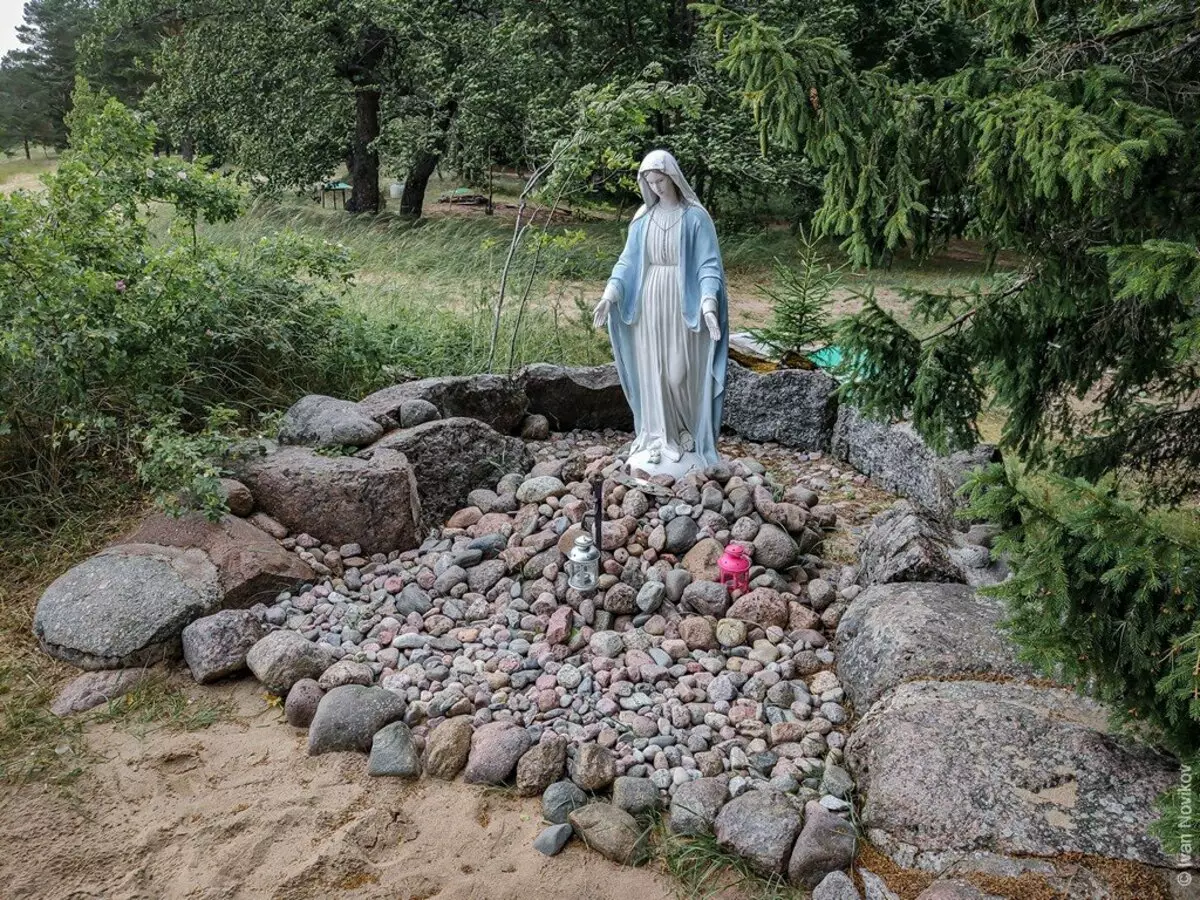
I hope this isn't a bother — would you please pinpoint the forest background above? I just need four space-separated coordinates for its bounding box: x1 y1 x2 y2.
1 0 1198 849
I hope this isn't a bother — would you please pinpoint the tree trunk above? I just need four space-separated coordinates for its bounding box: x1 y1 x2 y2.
181 134 195 162
400 150 438 217
23 137 30 160
345 89 381 214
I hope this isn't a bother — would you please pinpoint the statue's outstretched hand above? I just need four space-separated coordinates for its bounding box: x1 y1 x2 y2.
593 297 612 330
703 310 721 341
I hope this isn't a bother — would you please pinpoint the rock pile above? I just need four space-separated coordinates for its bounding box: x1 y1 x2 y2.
185 433 861 886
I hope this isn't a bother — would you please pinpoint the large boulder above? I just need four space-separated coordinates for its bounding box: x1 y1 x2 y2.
723 361 839 451
714 788 803 877
358 374 528 435
788 801 857 888
424 717 474 779
463 720 532 785
277 394 383 448
836 583 1036 709
832 405 999 522
668 777 728 836
516 363 633 431
363 418 533 527
34 544 221 670
858 501 963 586
246 630 337 695
307 684 407 755
568 803 647 866
122 512 315 608
181 609 267 683
232 444 421 552
845 680 1180 871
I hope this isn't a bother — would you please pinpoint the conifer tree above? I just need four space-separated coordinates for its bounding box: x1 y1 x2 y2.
700 0 1200 846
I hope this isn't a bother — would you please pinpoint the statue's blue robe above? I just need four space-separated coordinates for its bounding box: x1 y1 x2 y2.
604 205 730 465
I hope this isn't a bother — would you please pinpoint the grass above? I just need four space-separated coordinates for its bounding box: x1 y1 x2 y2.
0 146 59 191
89 672 234 735
650 815 809 900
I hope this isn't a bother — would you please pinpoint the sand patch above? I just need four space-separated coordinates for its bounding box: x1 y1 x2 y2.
0 679 674 900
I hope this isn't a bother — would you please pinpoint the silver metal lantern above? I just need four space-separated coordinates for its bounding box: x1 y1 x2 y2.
566 534 600 592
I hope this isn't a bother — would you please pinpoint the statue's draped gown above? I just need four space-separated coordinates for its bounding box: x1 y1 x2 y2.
630 206 712 464
604 149 730 473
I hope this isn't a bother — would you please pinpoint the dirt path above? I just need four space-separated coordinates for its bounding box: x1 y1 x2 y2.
0 679 676 900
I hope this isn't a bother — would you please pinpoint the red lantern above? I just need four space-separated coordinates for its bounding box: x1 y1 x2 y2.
717 543 750 593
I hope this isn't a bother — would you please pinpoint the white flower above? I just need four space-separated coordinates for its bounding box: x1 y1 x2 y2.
145 168 155 178
176 170 188 180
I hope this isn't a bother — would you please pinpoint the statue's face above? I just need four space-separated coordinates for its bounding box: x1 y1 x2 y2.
643 169 678 202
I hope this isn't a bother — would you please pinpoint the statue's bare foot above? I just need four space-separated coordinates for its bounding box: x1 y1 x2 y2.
648 449 661 465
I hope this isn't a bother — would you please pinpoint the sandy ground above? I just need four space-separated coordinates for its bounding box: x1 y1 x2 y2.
0 679 677 900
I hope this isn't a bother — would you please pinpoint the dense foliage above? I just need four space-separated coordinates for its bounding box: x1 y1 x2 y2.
705 0 1200 845
0 83 393 530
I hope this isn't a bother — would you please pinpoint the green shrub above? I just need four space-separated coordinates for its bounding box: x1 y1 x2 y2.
966 464 1200 851
0 82 393 532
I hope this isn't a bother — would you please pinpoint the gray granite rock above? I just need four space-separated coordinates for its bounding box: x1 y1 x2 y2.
533 823 574 857
543 780 589 825
916 881 1000 900
398 398 440 427
836 582 1036 709
363 418 533 528
359 373 528 434
278 394 383 448
232 444 421 552
681 580 730 618
858 501 964 586
813 870 862 900
570 743 617 791
318 658 374 690
668 777 728 836
464 720 532 784
569 804 647 865
845 680 1179 870
612 776 662 817
34 544 221 670
832 404 998 522
368 721 421 777
860 869 901 900
181 609 266 683
516 475 566 504
753 524 798 570
788 801 857 887
247 630 336 695
724 362 839 451
664 516 700 555
714 788 803 877
307 685 406 755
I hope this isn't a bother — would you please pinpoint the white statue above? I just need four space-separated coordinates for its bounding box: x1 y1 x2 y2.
594 149 729 478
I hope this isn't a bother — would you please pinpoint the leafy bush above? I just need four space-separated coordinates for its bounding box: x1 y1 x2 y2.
0 82 393 532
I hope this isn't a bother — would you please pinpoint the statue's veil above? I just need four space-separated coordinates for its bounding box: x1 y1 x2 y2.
633 149 703 220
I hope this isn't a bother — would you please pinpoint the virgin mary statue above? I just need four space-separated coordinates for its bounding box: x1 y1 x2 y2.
593 149 729 478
